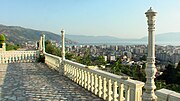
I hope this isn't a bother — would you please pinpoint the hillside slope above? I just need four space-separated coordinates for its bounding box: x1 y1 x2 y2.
0 24 76 45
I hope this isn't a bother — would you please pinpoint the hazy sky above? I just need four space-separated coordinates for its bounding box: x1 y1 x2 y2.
0 0 180 39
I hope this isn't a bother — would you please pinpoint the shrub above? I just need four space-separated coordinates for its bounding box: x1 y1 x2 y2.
0 34 5 44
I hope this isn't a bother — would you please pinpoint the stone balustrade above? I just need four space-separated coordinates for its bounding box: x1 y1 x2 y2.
0 51 39 64
156 89 180 101
64 59 144 101
44 52 62 71
44 53 145 101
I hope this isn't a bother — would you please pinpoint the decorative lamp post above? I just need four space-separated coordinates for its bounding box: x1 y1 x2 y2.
40 35 43 52
143 7 158 101
43 34 45 53
61 29 65 60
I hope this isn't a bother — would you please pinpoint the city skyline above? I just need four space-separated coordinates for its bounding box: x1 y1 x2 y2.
0 0 180 39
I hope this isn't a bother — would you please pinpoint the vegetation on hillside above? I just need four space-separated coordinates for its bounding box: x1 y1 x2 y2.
0 34 5 43
45 40 105 66
156 62 180 92
0 33 20 50
6 44 20 51
0 24 76 45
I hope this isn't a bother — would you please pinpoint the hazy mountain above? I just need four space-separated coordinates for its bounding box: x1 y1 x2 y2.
66 33 180 45
66 34 137 43
140 32 180 42
0 24 76 45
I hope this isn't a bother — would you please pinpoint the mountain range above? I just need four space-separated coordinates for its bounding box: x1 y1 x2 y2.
66 33 180 45
0 24 76 45
0 24 179 46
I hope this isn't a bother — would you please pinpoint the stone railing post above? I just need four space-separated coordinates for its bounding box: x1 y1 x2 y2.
61 29 65 75
42 34 45 53
2 43 6 51
35 41 38 50
38 35 43 53
143 7 158 101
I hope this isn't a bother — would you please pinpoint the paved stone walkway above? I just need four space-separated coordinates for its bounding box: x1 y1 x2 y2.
0 63 103 101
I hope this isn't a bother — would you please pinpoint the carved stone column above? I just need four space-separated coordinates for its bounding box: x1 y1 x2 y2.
39 35 43 52
143 7 158 101
61 29 65 75
61 29 65 60
42 34 45 53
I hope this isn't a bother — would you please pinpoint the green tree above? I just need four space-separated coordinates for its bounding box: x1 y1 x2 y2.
0 34 5 44
66 52 73 60
6 44 20 51
140 55 147 61
94 56 106 66
176 61 180 84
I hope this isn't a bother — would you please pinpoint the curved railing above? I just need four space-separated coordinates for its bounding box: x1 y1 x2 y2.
44 53 144 101
0 51 39 64
44 52 62 71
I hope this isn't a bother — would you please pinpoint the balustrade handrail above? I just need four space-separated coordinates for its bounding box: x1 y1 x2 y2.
44 52 62 71
0 50 39 64
64 59 144 88
44 53 145 101
44 52 61 60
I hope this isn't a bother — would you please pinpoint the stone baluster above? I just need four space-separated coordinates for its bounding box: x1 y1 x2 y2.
87 72 91 91
27 54 30 62
9 55 12 63
91 73 94 93
78 69 81 85
74 67 77 82
125 85 130 101
21 54 23 62
72 67 75 81
76 68 78 81
28 53 30 62
108 79 112 101
12 54 14 63
129 81 144 101
94 74 98 95
67 65 70 76
0 55 1 64
25 53 27 62
118 83 124 101
81 70 84 86
70 65 72 78
65 63 67 73
3 54 5 63
84 71 87 89
16 54 18 62
2 55 5 64
69 65 72 78
32 53 34 61
98 76 103 97
30 54 32 62
113 81 118 101
103 77 107 100
64 62 67 75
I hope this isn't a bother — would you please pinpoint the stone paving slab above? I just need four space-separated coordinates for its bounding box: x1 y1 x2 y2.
0 63 103 101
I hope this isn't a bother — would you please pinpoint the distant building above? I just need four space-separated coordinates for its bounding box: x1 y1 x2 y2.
107 55 116 61
104 56 107 61
170 54 180 64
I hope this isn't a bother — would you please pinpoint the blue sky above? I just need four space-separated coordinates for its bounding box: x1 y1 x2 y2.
0 0 180 39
